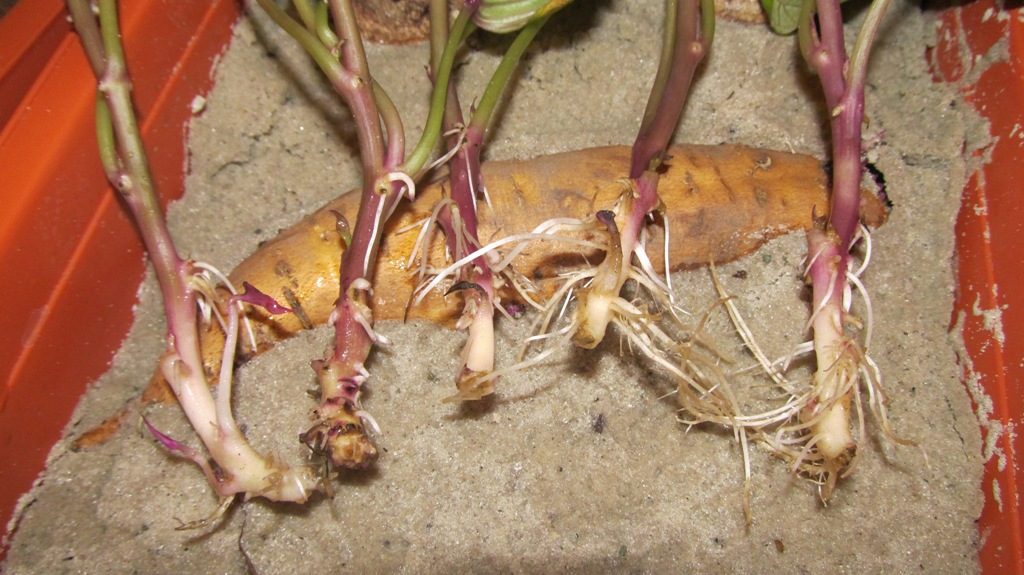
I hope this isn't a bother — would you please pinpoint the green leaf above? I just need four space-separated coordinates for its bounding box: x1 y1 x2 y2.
763 0 802 35
475 0 572 34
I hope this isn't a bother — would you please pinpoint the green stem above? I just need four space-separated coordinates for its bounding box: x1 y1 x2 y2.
67 0 105 76
98 0 125 69
374 79 405 167
846 0 893 103
98 2 148 196
699 0 716 48
315 1 340 46
293 0 316 32
326 0 387 174
468 14 549 135
400 9 477 176
94 98 118 181
797 0 817 67
95 0 183 305
258 0 387 175
430 0 449 69
255 0 349 86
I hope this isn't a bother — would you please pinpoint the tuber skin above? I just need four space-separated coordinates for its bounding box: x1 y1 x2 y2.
103 144 885 413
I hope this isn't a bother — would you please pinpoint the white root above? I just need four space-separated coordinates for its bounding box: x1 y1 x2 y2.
705 223 917 500
494 201 747 435
710 264 795 393
412 232 604 306
363 195 388 277
191 260 258 353
350 278 390 345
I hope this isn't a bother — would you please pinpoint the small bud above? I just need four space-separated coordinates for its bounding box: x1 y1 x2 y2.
232 282 292 315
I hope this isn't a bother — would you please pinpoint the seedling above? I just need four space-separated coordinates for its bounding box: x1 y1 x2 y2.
68 0 323 515
738 0 916 499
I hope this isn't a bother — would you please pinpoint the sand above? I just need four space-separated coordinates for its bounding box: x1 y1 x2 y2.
3 1 986 573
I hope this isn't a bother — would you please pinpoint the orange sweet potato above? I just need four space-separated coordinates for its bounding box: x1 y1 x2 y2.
225 144 883 343
73 144 884 449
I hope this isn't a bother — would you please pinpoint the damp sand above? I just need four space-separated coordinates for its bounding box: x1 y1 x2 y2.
3 1 986 573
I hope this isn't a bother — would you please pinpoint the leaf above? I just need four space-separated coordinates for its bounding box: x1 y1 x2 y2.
475 0 573 34
762 0 802 35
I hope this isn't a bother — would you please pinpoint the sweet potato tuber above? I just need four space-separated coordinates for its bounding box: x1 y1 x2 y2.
74 143 885 447
226 144 883 345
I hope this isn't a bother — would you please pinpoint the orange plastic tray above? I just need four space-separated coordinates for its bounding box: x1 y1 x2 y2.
931 2 1024 571
0 0 1020 570
0 0 239 551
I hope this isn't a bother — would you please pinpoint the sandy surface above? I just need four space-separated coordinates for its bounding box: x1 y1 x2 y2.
4 1 985 573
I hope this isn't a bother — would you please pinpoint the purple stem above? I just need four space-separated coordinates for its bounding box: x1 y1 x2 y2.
623 0 710 260
796 0 894 494
829 108 864 250
442 77 498 393
294 0 411 467
809 0 847 113
441 87 490 286
808 0 861 251
630 0 707 181
433 0 499 297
